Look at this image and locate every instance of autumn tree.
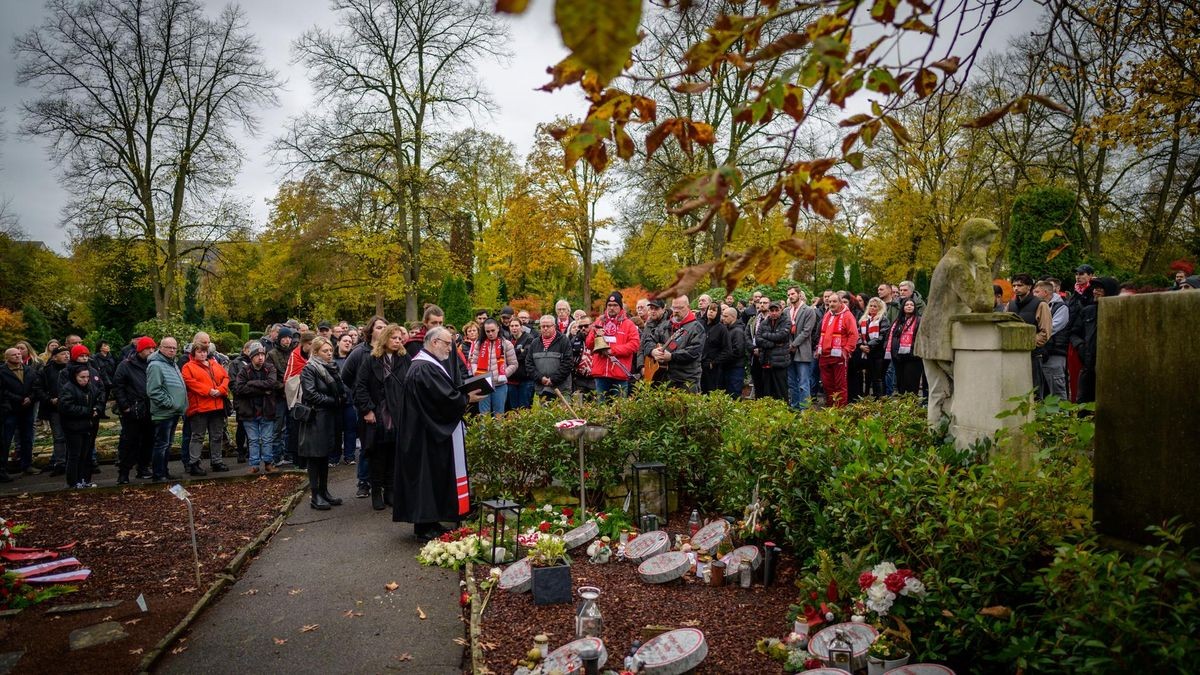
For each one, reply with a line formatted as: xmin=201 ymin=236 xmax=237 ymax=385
xmin=278 ymin=0 xmax=508 ymax=321
xmin=440 ymin=129 xmax=521 ymax=277
xmin=16 ymin=0 xmax=279 ymax=319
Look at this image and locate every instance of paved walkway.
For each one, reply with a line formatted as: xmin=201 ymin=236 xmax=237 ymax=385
xmin=157 ymin=466 xmax=464 ymax=674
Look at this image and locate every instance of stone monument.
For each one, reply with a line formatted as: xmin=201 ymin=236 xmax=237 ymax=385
xmin=916 ymin=216 xmax=1032 ymax=441
xmin=1094 ymin=291 xmax=1200 ymax=548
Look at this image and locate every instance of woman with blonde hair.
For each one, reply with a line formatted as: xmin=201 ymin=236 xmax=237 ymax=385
xmin=858 ymin=297 xmax=891 ymax=397
xmin=298 ymin=336 xmax=348 ymax=510
xmin=354 ymin=324 xmax=410 ymax=510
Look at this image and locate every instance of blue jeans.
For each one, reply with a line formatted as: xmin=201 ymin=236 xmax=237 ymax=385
xmin=787 ymin=361 xmax=813 ymax=410
xmin=244 ymin=417 xmax=275 ymax=468
xmin=479 ymin=383 xmax=508 ymax=416
xmin=2 ymin=408 xmax=36 ymax=471
xmin=884 ymin=361 xmax=896 ymax=395
xmin=810 ymin=359 xmax=822 ymax=394
xmin=725 ymin=365 xmax=745 ymax=398
xmin=594 ymin=378 xmax=629 ymax=402
xmin=506 ymin=380 xmax=534 ymax=410
xmin=152 ymin=416 xmax=179 ymax=478
xmin=330 ymin=402 xmax=357 ymax=463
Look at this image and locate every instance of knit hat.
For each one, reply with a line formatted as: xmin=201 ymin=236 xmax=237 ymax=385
xmin=606 ymin=291 xmax=623 ymax=307
xmin=648 ymin=298 xmax=664 ymax=309
xmin=70 ymin=344 xmax=91 ymax=361
xmin=247 ymin=342 xmax=266 ymax=357
xmin=277 ymin=326 xmax=296 ymax=340
xmin=135 ymin=336 xmax=157 ymax=353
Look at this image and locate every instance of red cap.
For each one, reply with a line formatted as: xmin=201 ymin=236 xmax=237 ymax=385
xmin=135 ymin=336 xmax=157 ymax=353
xmin=70 ymin=344 xmax=91 ymax=361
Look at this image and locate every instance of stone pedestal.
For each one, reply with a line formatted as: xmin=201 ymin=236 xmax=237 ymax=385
xmin=1095 ymin=292 xmax=1200 ymax=548
xmin=949 ymin=313 xmax=1035 ymax=450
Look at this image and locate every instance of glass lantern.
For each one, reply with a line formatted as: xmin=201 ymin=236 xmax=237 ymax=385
xmin=631 ymin=461 xmax=669 ymax=528
xmin=575 ymin=586 xmax=603 ymax=639
xmin=478 ymin=498 xmax=522 ymax=563
xmin=827 ymin=628 xmax=854 ymax=673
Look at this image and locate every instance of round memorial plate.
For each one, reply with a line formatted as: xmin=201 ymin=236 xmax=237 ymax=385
xmin=562 ymin=521 xmax=600 ymax=550
xmin=720 ymin=545 xmax=761 ymax=570
xmin=690 ymin=520 xmax=730 ymax=553
xmin=800 ymin=669 xmax=854 ymax=675
xmin=624 ymin=530 xmax=670 ymax=562
xmin=808 ymin=622 xmax=878 ymax=662
xmin=542 ymin=637 xmax=608 ymax=673
xmin=497 ymin=557 xmax=531 ymax=594
xmin=883 ymin=665 xmax=955 ymax=675
xmin=637 ymin=551 xmax=691 ymax=584
xmin=635 ymin=627 xmax=708 ymax=675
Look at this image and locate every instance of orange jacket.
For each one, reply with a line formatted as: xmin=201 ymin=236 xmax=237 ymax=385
xmin=181 ymin=356 xmax=230 ymax=416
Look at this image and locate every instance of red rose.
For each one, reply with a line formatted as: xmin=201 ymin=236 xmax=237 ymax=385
xmin=562 ymin=507 xmax=574 ymax=517
xmin=459 ymin=592 xmax=471 ymax=607
xmin=809 ymin=591 xmax=819 ymax=600
xmin=858 ymin=572 xmax=877 ymax=590
xmin=805 ymin=658 xmax=824 ymax=669
xmin=884 ymin=572 xmax=907 ymax=593
xmin=538 ymin=521 xmax=551 ymax=533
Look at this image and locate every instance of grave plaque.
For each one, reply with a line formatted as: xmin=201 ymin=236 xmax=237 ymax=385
xmin=497 ymin=558 xmax=532 ymax=594
xmin=68 ymin=621 xmax=128 ymax=651
xmin=635 ymin=627 xmax=708 ymax=675
xmin=562 ymin=521 xmax=599 ymax=551
xmin=543 ymin=637 xmax=608 ymax=673
xmin=638 ymin=551 xmax=691 ymax=584
xmin=808 ymin=622 xmax=877 ymax=671
xmin=690 ymin=520 xmax=729 ymax=554
xmin=720 ymin=545 xmax=760 ymax=570
xmin=623 ymin=530 xmax=670 ymax=563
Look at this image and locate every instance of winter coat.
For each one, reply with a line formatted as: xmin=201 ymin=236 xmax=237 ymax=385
xmin=858 ymin=313 xmax=891 ymax=361
xmin=112 ymin=354 xmax=152 ymax=420
xmin=1070 ymin=304 xmax=1100 ymax=368
xmin=756 ymin=315 xmax=793 ymax=369
xmin=354 ymin=351 xmax=409 ymax=449
xmin=234 ymin=361 xmax=279 ymax=420
xmin=701 ymin=318 xmax=732 ymax=370
xmin=37 ymin=361 xmax=69 ymax=417
xmin=465 ymin=338 xmax=518 ymax=383
xmin=297 ymin=359 xmax=345 ymax=459
xmin=340 ymin=342 xmax=373 ymax=392
xmin=508 ymin=329 xmax=535 ymax=384
xmin=886 ymin=314 xmax=921 ymax=362
xmin=786 ymin=304 xmax=818 ymax=363
xmin=146 ymin=351 xmax=188 ymax=421
xmin=660 ymin=313 xmax=705 ymax=388
xmin=57 ymin=363 xmax=106 ymax=403
xmin=725 ymin=321 xmax=748 ymax=369
xmin=181 ymin=356 xmax=230 ymax=417
xmin=526 ymin=332 xmax=574 ymax=395
xmin=58 ymin=375 xmax=104 ymax=433
xmin=585 ymin=313 xmax=639 ymax=381
xmin=0 ymin=364 xmax=35 ymax=415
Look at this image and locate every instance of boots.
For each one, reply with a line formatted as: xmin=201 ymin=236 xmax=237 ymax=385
xmin=117 ymin=469 xmax=130 ymax=485
xmin=321 ymin=489 xmax=343 ymax=506
xmin=383 ymin=487 xmax=394 ymax=508
xmin=371 ymin=486 xmax=385 ymax=511
xmin=310 ymin=493 xmax=331 ymax=510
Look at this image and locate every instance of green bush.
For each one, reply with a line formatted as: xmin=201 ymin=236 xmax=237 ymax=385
xmin=248 ymin=331 xmax=264 ymax=341
xmin=438 ymin=276 xmax=472 ymax=329
xmin=213 ymin=331 xmax=243 ymax=354
xmin=699 ymin=279 xmax=815 ymax=306
xmin=83 ymin=326 xmax=125 ymax=353
xmin=1008 ymin=186 xmax=1086 ymax=281
xmin=226 ymin=322 xmax=250 ymax=342
xmin=132 ymin=317 xmax=202 ymax=343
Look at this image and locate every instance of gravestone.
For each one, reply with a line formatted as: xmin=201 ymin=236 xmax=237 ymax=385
xmin=690 ymin=520 xmax=730 ymax=554
xmin=543 ymin=637 xmax=608 ymax=673
xmin=634 ymin=627 xmax=708 ymax=674
xmin=624 ymin=530 xmax=670 ymax=562
xmin=68 ymin=621 xmax=128 ymax=650
xmin=497 ymin=558 xmax=532 ymax=594
xmin=562 ymin=521 xmax=599 ymax=551
xmin=638 ymin=552 xmax=691 ymax=584
xmin=1094 ymin=292 xmax=1200 ymax=548
xmin=720 ymin=545 xmax=761 ymax=570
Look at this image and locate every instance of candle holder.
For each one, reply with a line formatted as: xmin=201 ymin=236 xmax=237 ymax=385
xmin=478 ymin=498 xmax=522 ymax=564
xmin=631 ymin=461 xmax=669 ymax=529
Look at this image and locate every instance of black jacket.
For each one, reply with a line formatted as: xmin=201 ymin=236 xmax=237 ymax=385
xmin=887 ymin=314 xmax=921 ymax=361
xmin=526 ymin=332 xmax=574 ymax=395
xmin=36 ymin=361 xmax=69 ymax=413
xmin=756 ymin=315 xmax=793 ymax=368
xmin=112 ymin=354 xmax=152 ymax=420
xmin=725 ymin=321 xmax=747 ymax=369
xmin=58 ymin=376 xmax=104 ymax=432
xmin=58 ymin=363 xmax=106 ymax=403
xmin=1070 ymin=304 xmax=1099 ymax=368
xmin=93 ymin=353 xmax=118 ymax=387
xmin=509 ymin=330 xmax=534 ymax=384
xmin=297 ymin=359 xmax=346 ymax=459
xmin=353 ymin=352 xmax=410 ymax=439
xmin=701 ymin=318 xmax=732 ymax=369
xmin=234 ymin=361 xmax=280 ymax=420
xmin=0 ymin=364 xmax=36 ymax=415
xmin=341 ymin=342 xmax=373 ymax=392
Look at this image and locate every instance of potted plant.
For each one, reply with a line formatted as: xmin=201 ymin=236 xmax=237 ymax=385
xmin=529 ymin=534 xmax=572 ymax=605
xmin=866 ymin=634 xmax=910 ymax=675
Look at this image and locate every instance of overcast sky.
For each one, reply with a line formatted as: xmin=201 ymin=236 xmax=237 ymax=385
xmin=0 ymin=0 xmax=589 ymax=252
xmin=0 ymin=0 xmax=1042 ymax=254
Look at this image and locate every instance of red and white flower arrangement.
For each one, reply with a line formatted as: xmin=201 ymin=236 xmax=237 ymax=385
xmin=856 ymin=562 xmax=926 ymax=617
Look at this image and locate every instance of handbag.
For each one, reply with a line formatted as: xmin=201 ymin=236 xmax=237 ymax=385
xmin=290 ymin=376 xmax=312 ymax=422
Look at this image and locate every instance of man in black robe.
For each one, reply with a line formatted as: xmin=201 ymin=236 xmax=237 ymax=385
xmin=393 ymin=327 xmax=486 ymax=541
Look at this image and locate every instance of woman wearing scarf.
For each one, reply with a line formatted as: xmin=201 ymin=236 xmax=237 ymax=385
xmin=856 ymin=297 xmax=891 ymax=398
xmin=584 ymin=291 xmax=640 ymax=400
xmin=885 ymin=299 xmax=922 ymax=394
xmin=466 ymin=319 xmax=516 ymax=416
xmin=298 ymin=337 xmax=348 ymax=510
xmin=354 ymin=324 xmax=410 ymax=511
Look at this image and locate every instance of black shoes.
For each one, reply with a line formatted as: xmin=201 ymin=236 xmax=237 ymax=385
xmin=49 ymin=466 xmax=65 ymax=477
xmin=117 ymin=472 xmax=130 ymax=485
xmin=355 ymin=483 xmax=370 ymax=499
xmin=187 ymin=463 xmax=207 ymax=477
xmin=310 ymin=494 xmax=331 ymax=510
xmin=237 ymin=452 xmax=248 ymax=464
xmin=371 ymin=486 xmax=385 ymax=511
xmin=321 ymin=490 xmax=343 ymax=506
xmin=210 ymin=463 xmax=230 ymax=473
xmin=136 ymin=469 xmax=153 ymax=479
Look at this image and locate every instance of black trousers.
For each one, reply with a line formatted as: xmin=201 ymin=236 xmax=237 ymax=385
xmin=307 ymin=460 xmax=329 ymax=499
xmin=761 ymin=365 xmax=789 ymax=401
xmin=118 ymin=414 xmax=154 ymax=473
xmin=65 ymin=423 xmax=97 ymax=487
xmin=368 ymin=428 xmax=395 ymax=490
xmin=895 ymin=358 xmax=923 ymax=394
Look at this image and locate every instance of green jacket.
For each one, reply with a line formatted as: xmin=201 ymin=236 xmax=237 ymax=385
xmin=146 ymin=350 xmax=187 ymax=421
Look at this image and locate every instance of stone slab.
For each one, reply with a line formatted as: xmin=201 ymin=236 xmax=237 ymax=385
xmin=0 ymin=651 xmax=22 ymax=675
xmin=45 ymin=600 xmax=122 ymax=614
xmin=949 ymin=317 xmax=1034 ymax=451
xmin=543 ymin=637 xmax=607 ymax=673
xmin=0 ymin=609 xmax=22 ymax=619
xmin=638 ymin=551 xmax=690 ymax=584
xmin=1095 ymin=292 xmax=1200 ymax=548
xmin=562 ymin=521 xmax=599 ymax=550
xmin=635 ymin=627 xmax=707 ymax=675
xmin=498 ymin=557 xmax=532 ymax=594
xmin=624 ymin=530 xmax=670 ymax=562
xmin=720 ymin=545 xmax=760 ymax=570
xmin=68 ymin=621 xmax=128 ymax=651
xmin=690 ymin=520 xmax=729 ymax=554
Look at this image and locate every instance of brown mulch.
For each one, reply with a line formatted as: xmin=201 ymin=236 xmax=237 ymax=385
xmin=478 ymin=518 xmax=796 ymax=674
xmin=0 ymin=474 xmax=303 ymax=674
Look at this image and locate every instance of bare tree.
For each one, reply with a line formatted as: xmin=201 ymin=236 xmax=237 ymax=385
xmin=15 ymin=0 xmax=278 ymax=319
xmin=277 ymin=0 xmax=508 ymax=321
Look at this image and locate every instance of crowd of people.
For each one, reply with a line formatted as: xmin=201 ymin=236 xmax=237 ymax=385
xmin=0 ymin=265 xmax=1190 ymax=521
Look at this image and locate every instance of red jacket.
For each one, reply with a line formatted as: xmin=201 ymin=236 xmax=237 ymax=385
xmin=818 ymin=307 xmax=858 ymax=360
xmin=585 ymin=312 xmax=640 ymax=381
xmin=181 ymin=356 xmax=229 ymax=416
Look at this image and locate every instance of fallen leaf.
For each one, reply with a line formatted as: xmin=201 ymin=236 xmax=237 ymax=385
xmin=129 ymin=648 xmax=144 ymax=655
xmin=288 ymin=588 xmax=303 ymax=596
xmin=979 ymin=605 xmax=1013 ymax=619
xmin=273 ymin=637 xmax=288 ymax=645
xmin=301 ymin=624 xmax=320 ymax=632
xmin=680 ymin=619 xmax=701 ymax=627
xmin=342 ymin=609 xmax=359 ymax=618
xmin=241 ymin=589 xmax=258 ymax=596
xmin=384 ymin=581 xmax=399 ymax=592
xmin=397 ymin=653 xmax=413 ymax=662
xmin=170 ymin=645 xmax=188 ymax=655
xmin=453 ymin=637 xmax=469 ymax=647
xmin=124 ymin=618 xmax=142 ymax=625
xmin=416 ymin=606 xmax=427 ymax=620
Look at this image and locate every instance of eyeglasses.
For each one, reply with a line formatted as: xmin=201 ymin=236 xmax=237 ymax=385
xmin=432 ymin=337 xmax=452 ymax=347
